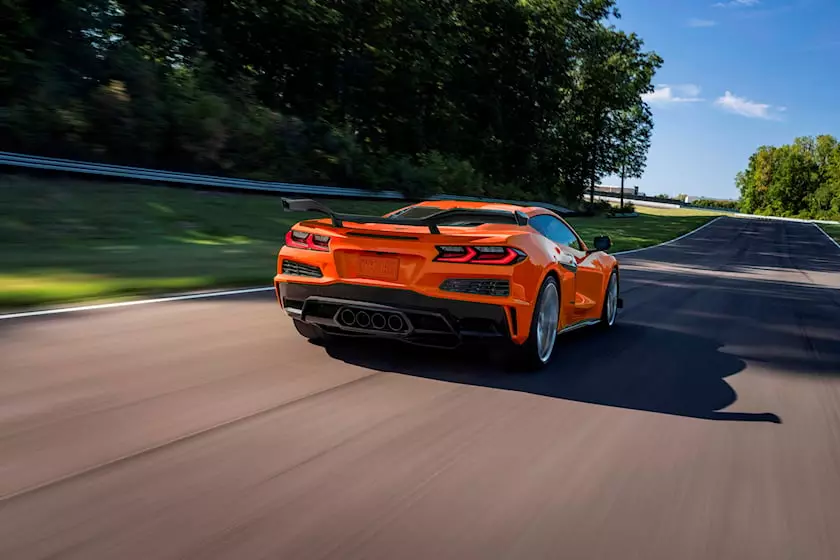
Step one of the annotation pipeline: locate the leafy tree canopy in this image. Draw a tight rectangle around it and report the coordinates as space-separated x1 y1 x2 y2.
737 135 840 220
1 0 663 206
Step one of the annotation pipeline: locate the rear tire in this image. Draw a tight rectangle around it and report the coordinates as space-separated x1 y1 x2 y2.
508 275 561 371
598 269 619 330
293 319 326 342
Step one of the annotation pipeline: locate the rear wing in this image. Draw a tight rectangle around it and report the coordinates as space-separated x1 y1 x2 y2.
281 198 529 234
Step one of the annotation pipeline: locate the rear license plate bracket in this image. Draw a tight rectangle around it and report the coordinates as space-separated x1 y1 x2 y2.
358 255 399 281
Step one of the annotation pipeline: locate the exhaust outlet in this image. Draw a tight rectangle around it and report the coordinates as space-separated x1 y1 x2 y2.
387 314 404 332
339 308 356 326
355 310 371 328
371 313 386 330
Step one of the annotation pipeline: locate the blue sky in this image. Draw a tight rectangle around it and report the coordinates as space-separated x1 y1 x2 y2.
600 0 840 199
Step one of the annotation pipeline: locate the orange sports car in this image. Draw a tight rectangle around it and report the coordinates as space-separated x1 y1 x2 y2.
274 198 622 369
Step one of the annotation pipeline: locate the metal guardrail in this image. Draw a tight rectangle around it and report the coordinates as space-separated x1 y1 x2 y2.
590 188 740 210
0 151 576 214
593 193 682 209
0 152 673 213
2 151 837 224
0 151 407 199
589 187 684 206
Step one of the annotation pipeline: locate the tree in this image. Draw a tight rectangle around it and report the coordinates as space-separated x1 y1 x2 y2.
736 135 840 219
560 13 662 205
2 0 664 206
609 102 653 208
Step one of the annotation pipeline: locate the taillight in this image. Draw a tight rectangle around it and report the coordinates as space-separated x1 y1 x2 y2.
285 230 330 251
308 234 331 251
434 246 525 265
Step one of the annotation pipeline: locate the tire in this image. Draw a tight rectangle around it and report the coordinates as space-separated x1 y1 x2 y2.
597 268 619 330
508 275 561 371
293 318 326 342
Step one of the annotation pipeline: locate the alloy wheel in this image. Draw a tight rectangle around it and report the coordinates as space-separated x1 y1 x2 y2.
536 282 560 363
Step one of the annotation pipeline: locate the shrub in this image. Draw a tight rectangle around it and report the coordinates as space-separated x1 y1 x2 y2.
612 201 635 214
582 199 613 215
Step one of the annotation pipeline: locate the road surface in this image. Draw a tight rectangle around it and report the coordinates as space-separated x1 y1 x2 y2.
2 217 840 559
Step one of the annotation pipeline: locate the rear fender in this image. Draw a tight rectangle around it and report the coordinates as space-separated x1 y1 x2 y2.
513 262 572 340
595 256 619 316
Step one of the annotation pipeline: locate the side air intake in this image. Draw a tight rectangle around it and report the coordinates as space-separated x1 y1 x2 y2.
439 279 510 297
281 259 323 278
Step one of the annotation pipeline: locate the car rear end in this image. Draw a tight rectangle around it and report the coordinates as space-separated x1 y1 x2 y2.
274 218 540 348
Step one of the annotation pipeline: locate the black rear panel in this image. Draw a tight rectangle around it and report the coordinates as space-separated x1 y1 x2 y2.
278 282 512 348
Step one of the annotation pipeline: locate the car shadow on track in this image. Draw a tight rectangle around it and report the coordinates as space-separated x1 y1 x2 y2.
323 323 782 424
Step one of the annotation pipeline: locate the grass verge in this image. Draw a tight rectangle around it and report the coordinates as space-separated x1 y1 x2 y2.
1 175 718 309
568 206 719 254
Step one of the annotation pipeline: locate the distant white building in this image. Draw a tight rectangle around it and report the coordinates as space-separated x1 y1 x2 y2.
593 184 644 197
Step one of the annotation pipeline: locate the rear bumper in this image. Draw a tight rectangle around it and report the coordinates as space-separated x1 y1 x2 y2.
276 281 516 348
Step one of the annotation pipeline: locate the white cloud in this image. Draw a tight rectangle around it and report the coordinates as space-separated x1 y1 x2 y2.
642 84 704 105
713 0 759 7
687 18 718 27
714 91 785 120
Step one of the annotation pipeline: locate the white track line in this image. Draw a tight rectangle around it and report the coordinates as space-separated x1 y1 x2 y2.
813 223 840 251
0 215 729 321
0 286 274 320
613 216 724 256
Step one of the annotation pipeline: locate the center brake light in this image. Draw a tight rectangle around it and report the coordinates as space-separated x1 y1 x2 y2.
285 229 330 251
434 245 526 265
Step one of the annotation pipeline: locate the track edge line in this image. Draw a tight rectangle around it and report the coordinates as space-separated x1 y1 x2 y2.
0 286 275 321
613 216 724 257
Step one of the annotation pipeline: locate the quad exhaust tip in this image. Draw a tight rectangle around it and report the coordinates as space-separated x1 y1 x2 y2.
356 310 371 328
336 307 408 333
371 312 386 330
387 314 404 332
339 308 356 326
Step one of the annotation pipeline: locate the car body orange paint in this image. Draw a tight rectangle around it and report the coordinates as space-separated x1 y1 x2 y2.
274 199 620 361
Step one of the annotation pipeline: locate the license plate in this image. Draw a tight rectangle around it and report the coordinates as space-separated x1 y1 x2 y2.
358 255 399 281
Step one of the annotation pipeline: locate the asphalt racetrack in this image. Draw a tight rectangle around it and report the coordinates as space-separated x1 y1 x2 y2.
2 217 840 559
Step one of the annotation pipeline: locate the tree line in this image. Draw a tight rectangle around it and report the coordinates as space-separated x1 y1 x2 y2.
737 135 840 220
2 0 662 205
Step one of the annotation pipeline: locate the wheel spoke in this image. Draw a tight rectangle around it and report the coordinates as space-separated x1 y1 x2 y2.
605 274 618 325
536 283 559 363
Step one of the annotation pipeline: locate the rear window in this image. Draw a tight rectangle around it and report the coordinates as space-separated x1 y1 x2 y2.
387 206 444 219
386 205 518 227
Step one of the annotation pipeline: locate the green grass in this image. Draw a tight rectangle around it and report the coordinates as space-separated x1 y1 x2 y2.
0 175 717 309
567 206 717 253
631 205 724 217
0 175 403 309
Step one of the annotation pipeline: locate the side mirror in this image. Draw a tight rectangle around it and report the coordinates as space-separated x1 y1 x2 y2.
593 235 611 252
